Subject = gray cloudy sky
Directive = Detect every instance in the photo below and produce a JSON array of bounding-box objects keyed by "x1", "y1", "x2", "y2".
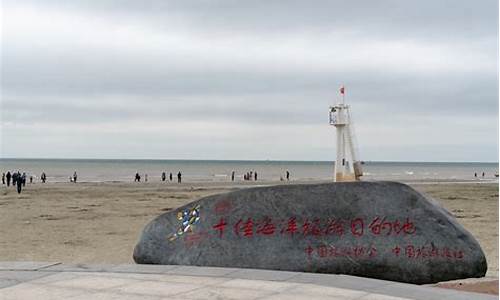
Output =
[{"x1": 1, "y1": 0, "x2": 498, "y2": 161}]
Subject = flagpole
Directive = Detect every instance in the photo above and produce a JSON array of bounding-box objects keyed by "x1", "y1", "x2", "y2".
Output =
[{"x1": 341, "y1": 84, "x2": 345, "y2": 104}]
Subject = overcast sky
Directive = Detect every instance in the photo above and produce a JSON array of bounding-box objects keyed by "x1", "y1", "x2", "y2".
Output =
[{"x1": 1, "y1": 0, "x2": 498, "y2": 161}]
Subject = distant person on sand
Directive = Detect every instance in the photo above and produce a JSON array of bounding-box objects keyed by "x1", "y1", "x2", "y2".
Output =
[
  {"x1": 145, "y1": 174, "x2": 148, "y2": 182},
  {"x1": 2, "y1": 173, "x2": 5, "y2": 185},
  {"x1": 16, "y1": 172, "x2": 23, "y2": 194},
  {"x1": 41, "y1": 172, "x2": 46, "y2": 183},
  {"x1": 177, "y1": 171, "x2": 182, "y2": 183},
  {"x1": 22, "y1": 173, "x2": 26, "y2": 186},
  {"x1": 73, "y1": 171, "x2": 77, "y2": 183},
  {"x1": 474, "y1": 172, "x2": 477, "y2": 178},
  {"x1": 134, "y1": 172, "x2": 140, "y2": 182},
  {"x1": 169, "y1": 173, "x2": 173, "y2": 181},
  {"x1": 482, "y1": 172, "x2": 485, "y2": 178},
  {"x1": 162, "y1": 172, "x2": 166, "y2": 182},
  {"x1": 254, "y1": 172, "x2": 257, "y2": 181},
  {"x1": 286, "y1": 170, "x2": 290, "y2": 181},
  {"x1": 12, "y1": 172, "x2": 17, "y2": 186},
  {"x1": 231, "y1": 171, "x2": 235, "y2": 182},
  {"x1": 6, "y1": 171, "x2": 11, "y2": 186},
  {"x1": 30, "y1": 176, "x2": 33, "y2": 184}
]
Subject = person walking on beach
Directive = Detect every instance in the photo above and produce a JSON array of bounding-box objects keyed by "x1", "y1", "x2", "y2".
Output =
[
  {"x1": 12, "y1": 172, "x2": 17, "y2": 186},
  {"x1": 177, "y1": 171, "x2": 182, "y2": 183},
  {"x1": 16, "y1": 172, "x2": 23, "y2": 194},
  {"x1": 254, "y1": 171, "x2": 257, "y2": 181},
  {"x1": 30, "y1": 176, "x2": 33, "y2": 184},
  {"x1": 134, "y1": 172, "x2": 140, "y2": 182},
  {"x1": 145, "y1": 174, "x2": 148, "y2": 182},
  {"x1": 482, "y1": 172, "x2": 485, "y2": 178},
  {"x1": 2, "y1": 173, "x2": 5, "y2": 185},
  {"x1": 231, "y1": 171, "x2": 235, "y2": 182},
  {"x1": 41, "y1": 172, "x2": 46, "y2": 183},
  {"x1": 162, "y1": 172, "x2": 166, "y2": 182},
  {"x1": 22, "y1": 173, "x2": 26, "y2": 186},
  {"x1": 474, "y1": 172, "x2": 477, "y2": 178},
  {"x1": 73, "y1": 171, "x2": 77, "y2": 183},
  {"x1": 286, "y1": 170, "x2": 290, "y2": 181},
  {"x1": 6, "y1": 171, "x2": 11, "y2": 186}
]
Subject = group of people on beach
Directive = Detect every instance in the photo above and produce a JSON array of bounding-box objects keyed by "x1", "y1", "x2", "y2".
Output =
[
  {"x1": 241, "y1": 171, "x2": 257, "y2": 181},
  {"x1": 474, "y1": 172, "x2": 487, "y2": 179},
  {"x1": 2, "y1": 169, "x2": 296, "y2": 188},
  {"x1": 2, "y1": 171, "x2": 30, "y2": 194},
  {"x1": 136, "y1": 171, "x2": 182, "y2": 183}
]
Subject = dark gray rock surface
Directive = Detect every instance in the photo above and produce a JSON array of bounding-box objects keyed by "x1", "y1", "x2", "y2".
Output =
[{"x1": 133, "y1": 181, "x2": 487, "y2": 284}]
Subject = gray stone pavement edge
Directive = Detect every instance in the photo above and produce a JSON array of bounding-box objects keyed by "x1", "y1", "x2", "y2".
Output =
[{"x1": 0, "y1": 262, "x2": 497, "y2": 300}]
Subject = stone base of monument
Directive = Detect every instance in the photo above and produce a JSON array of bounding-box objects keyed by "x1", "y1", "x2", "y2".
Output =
[{"x1": 133, "y1": 182, "x2": 487, "y2": 284}]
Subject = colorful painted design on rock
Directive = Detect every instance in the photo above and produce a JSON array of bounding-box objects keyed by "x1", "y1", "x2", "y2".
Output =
[{"x1": 169, "y1": 205, "x2": 201, "y2": 241}]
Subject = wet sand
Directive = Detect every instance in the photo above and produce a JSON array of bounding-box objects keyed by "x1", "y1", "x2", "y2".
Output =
[{"x1": 0, "y1": 180, "x2": 497, "y2": 278}]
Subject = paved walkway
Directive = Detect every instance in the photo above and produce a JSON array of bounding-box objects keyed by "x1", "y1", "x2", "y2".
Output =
[{"x1": 0, "y1": 262, "x2": 497, "y2": 300}]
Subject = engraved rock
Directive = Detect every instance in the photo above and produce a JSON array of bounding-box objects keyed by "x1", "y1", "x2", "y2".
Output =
[{"x1": 133, "y1": 181, "x2": 487, "y2": 284}]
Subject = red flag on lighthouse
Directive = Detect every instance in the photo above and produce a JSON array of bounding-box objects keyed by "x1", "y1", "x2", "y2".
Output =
[{"x1": 340, "y1": 86, "x2": 345, "y2": 95}]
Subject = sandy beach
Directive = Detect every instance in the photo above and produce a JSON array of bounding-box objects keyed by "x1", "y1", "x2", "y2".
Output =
[{"x1": 0, "y1": 180, "x2": 497, "y2": 278}]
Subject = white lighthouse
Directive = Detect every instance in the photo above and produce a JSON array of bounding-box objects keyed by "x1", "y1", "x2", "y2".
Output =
[{"x1": 329, "y1": 86, "x2": 363, "y2": 182}]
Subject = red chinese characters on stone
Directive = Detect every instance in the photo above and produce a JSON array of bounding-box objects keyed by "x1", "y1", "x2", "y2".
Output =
[
  {"x1": 234, "y1": 218, "x2": 255, "y2": 237},
  {"x1": 212, "y1": 218, "x2": 228, "y2": 238},
  {"x1": 233, "y1": 217, "x2": 279, "y2": 237},
  {"x1": 324, "y1": 219, "x2": 345, "y2": 236},
  {"x1": 184, "y1": 231, "x2": 208, "y2": 248},
  {"x1": 283, "y1": 217, "x2": 298, "y2": 235},
  {"x1": 212, "y1": 216, "x2": 416, "y2": 239},
  {"x1": 399, "y1": 244, "x2": 465, "y2": 260},
  {"x1": 305, "y1": 245, "x2": 315, "y2": 258},
  {"x1": 302, "y1": 219, "x2": 323, "y2": 236},
  {"x1": 369, "y1": 217, "x2": 416, "y2": 236},
  {"x1": 350, "y1": 218, "x2": 364, "y2": 237},
  {"x1": 256, "y1": 217, "x2": 276, "y2": 235}
]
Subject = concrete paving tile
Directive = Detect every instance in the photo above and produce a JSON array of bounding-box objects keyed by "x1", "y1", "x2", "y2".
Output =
[
  {"x1": 67, "y1": 291, "x2": 164, "y2": 300},
  {"x1": 168, "y1": 265, "x2": 239, "y2": 277},
  {"x1": 426, "y1": 289, "x2": 499, "y2": 300},
  {"x1": 181, "y1": 286, "x2": 276, "y2": 300},
  {"x1": 286, "y1": 283, "x2": 369, "y2": 299},
  {"x1": 0, "y1": 282, "x2": 86, "y2": 300},
  {"x1": 358, "y1": 293, "x2": 413, "y2": 300},
  {"x1": 0, "y1": 262, "x2": 60, "y2": 271},
  {"x1": 291, "y1": 273, "x2": 391, "y2": 291},
  {"x1": 28, "y1": 272, "x2": 81, "y2": 284},
  {"x1": 369, "y1": 282, "x2": 497, "y2": 300},
  {"x1": 88, "y1": 272, "x2": 230, "y2": 285},
  {"x1": 49, "y1": 274, "x2": 139, "y2": 290},
  {"x1": 110, "y1": 280, "x2": 203, "y2": 297},
  {"x1": 220, "y1": 278, "x2": 298, "y2": 292},
  {"x1": 261, "y1": 293, "x2": 352, "y2": 300},
  {"x1": 41, "y1": 263, "x2": 116, "y2": 273},
  {"x1": 0, "y1": 271, "x2": 53, "y2": 283},
  {"x1": 0, "y1": 279, "x2": 20, "y2": 289},
  {"x1": 227, "y1": 269, "x2": 299, "y2": 282},
  {"x1": 110, "y1": 264, "x2": 179, "y2": 274}
]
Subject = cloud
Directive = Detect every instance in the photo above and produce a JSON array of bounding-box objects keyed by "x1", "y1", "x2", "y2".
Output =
[{"x1": 1, "y1": 0, "x2": 498, "y2": 160}]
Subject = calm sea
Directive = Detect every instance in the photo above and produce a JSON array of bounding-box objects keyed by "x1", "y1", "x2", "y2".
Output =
[{"x1": 0, "y1": 159, "x2": 498, "y2": 183}]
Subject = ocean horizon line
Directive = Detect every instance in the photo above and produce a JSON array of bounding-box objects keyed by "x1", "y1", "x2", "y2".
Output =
[{"x1": 0, "y1": 157, "x2": 498, "y2": 164}]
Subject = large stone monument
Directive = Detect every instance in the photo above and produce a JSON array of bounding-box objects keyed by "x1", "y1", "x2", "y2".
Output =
[{"x1": 133, "y1": 182, "x2": 487, "y2": 284}]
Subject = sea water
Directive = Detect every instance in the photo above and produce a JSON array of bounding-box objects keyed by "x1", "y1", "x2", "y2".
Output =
[{"x1": 0, "y1": 159, "x2": 498, "y2": 183}]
